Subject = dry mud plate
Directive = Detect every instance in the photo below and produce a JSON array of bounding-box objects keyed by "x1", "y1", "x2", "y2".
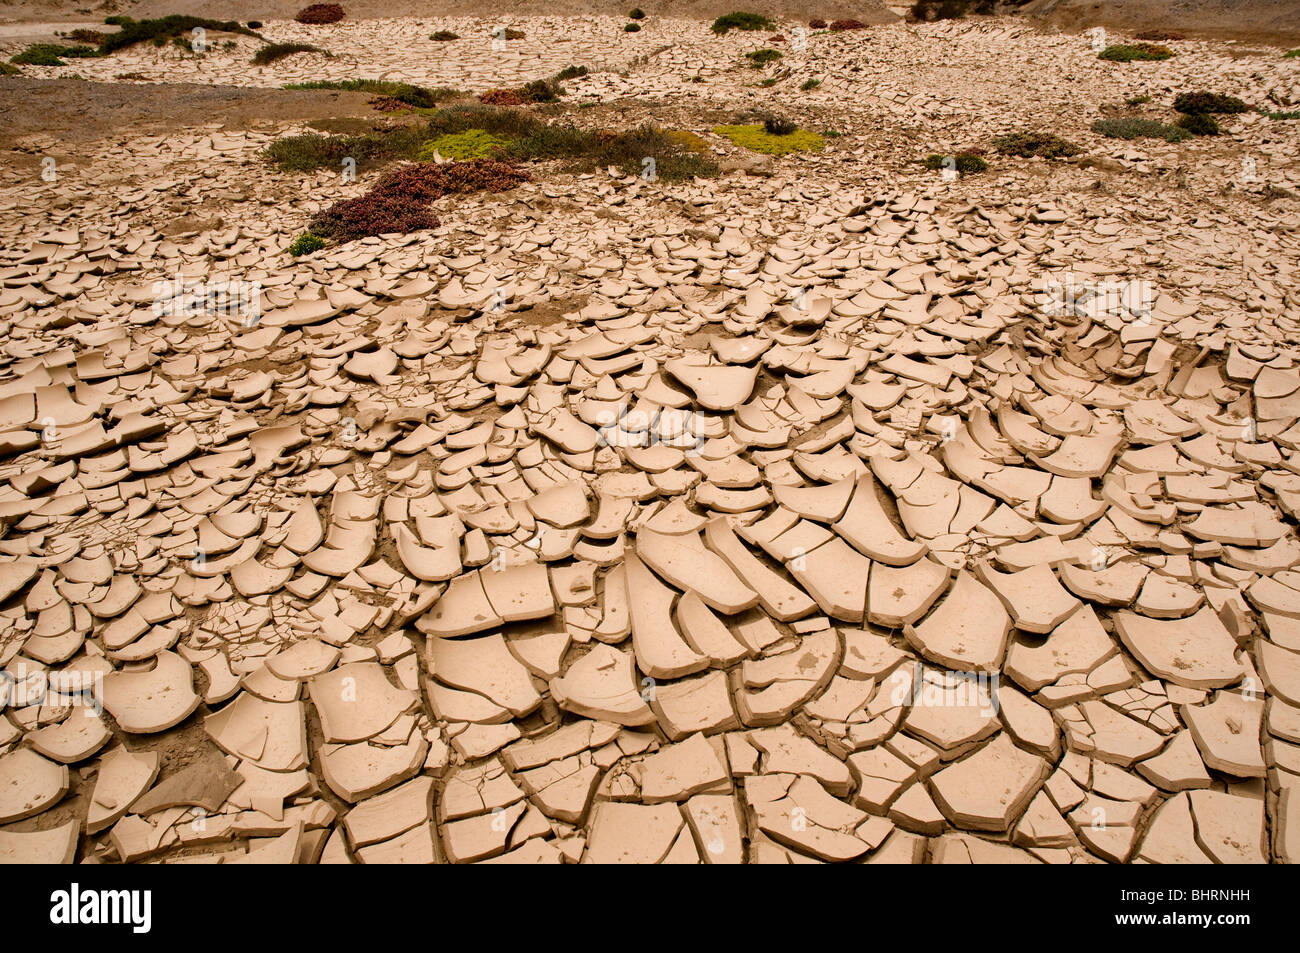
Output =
[{"x1": 0, "y1": 6, "x2": 1298, "y2": 866}]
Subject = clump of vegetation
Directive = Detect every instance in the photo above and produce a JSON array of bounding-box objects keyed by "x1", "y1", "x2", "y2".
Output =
[
  {"x1": 100, "y1": 15, "x2": 262, "y2": 53},
  {"x1": 0, "y1": 61, "x2": 21, "y2": 75},
  {"x1": 288, "y1": 233, "x2": 327, "y2": 256},
  {"x1": 801, "y1": 77, "x2": 821, "y2": 91},
  {"x1": 520, "y1": 79, "x2": 563, "y2": 102},
  {"x1": 924, "y1": 152, "x2": 988, "y2": 173},
  {"x1": 296, "y1": 4, "x2": 345, "y2": 24},
  {"x1": 430, "y1": 30, "x2": 459, "y2": 41},
  {"x1": 67, "y1": 28, "x2": 106, "y2": 44},
  {"x1": 247, "y1": 21, "x2": 263, "y2": 29},
  {"x1": 555, "y1": 65, "x2": 588, "y2": 80},
  {"x1": 911, "y1": 0, "x2": 970, "y2": 21},
  {"x1": 625, "y1": 22, "x2": 641, "y2": 32},
  {"x1": 309, "y1": 159, "x2": 529, "y2": 242},
  {"x1": 1091, "y1": 117, "x2": 1190, "y2": 142},
  {"x1": 763, "y1": 115, "x2": 796, "y2": 135},
  {"x1": 253, "y1": 42, "x2": 324, "y2": 65},
  {"x1": 1286, "y1": 49, "x2": 1300, "y2": 58},
  {"x1": 745, "y1": 48, "x2": 782, "y2": 67},
  {"x1": 492, "y1": 27, "x2": 525, "y2": 39},
  {"x1": 1175, "y1": 112, "x2": 1219, "y2": 136},
  {"x1": 711, "y1": 12, "x2": 775, "y2": 34},
  {"x1": 1136, "y1": 30, "x2": 1183, "y2": 41},
  {"x1": 715, "y1": 122, "x2": 825, "y2": 155},
  {"x1": 284, "y1": 78, "x2": 458, "y2": 108},
  {"x1": 1260, "y1": 108, "x2": 1300, "y2": 120},
  {"x1": 262, "y1": 123, "x2": 431, "y2": 171},
  {"x1": 1099, "y1": 42, "x2": 1173, "y2": 61},
  {"x1": 479, "y1": 88, "x2": 526, "y2": 105},
  {"x1": 629, "y1": 8, "x2": 645, "y2": 18},
  {"x1": 809, "y1": 18, "x2": 827, "y2": 29},
  {"x1": 1125, "y1": 93, "x2": 1152, "y2": 105},
  {"x1": 115, "y1": 71, "x2": 148, "y2": 79},
  {"x1": 830, "y1": 19, "x2": 869, "y2": 30},
  {"x1": 665, "y1": 129, "x2": 708, "y2": 151},
  {"x1": 10, "y1": 43, "x2": 103, "y2": 65},
  {"x1": 993, "y1": 131, "x2": 1080, "y2": 157},
  {"x1": 419, "y1": 129, "x2": 511, "y2": 160},
  {"x1": 1173, "y1": 91, "x2": 1248, "y2": 114}
]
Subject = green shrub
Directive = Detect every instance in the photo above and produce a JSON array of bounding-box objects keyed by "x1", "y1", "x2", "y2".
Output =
[
  {"x1": 625, "y1": 22, "x2": 641, "y2": 32},
  {"x1": 745, "y1": 48, "x2": 782, "y2": 67},
  {"x1": 1099, "y1": 42, "x2": 1173, "y2": 61},
  {"x1": 100, "y1": 16, "x2": 262, "y2": 53},
  {"x1": 1091, "y1": 117, "x2": 1190, "y2": 142},
  {"x1": 0, "y1": 61, "x2": 20, "y2": 75},
  {"x1": 67, "y1": 28, "x2": 106, "y2": 44},
  {"x1": 1175, "y1": 112, "x2": 1219, "y2": 135},
  {"x1": 1173, "y1": 91, "x2": 1248, "y2": 114},
  {"x1": 283, "y1": 79, "x2": 458, "y2": 108},
  {"x1": 420, "y1": 129, "x2": 511, "y2": 160},
  {"x1": 629, "y1": 8, "x2": 646, "y2": 18},
  {"x1": 1285, "y1": 49, "x2": 1300, "y2": 58},
  {"x1": 520, "y1": 79, "x2": 562, "y2": 102},
  {"x1": 253, "y1": 42, "x2": 323, "y2": 65},
  {"x1": 555, "y1": 64, "x2": 588, "y2": 80},
  {"x1": 261, "y1": 123, "x2": 430, "y2": 171},
  {"x1": 714, "y1": 123, "x2": 825, "y2": 155},
  {"x1": 10, "y1": 43, "x2": 104, "y2": 65},
  {"x1": 711, "y1": 12, "x2": 775, "y2": 34},
  {"x1": 1260, "y1": 108, "x2": 1300, "y2": 120},
  {"x1": 763, "y1": 116, "x2": 796, "y2": 135},
  {"x1": 430, "y1": 30, "x2": 459, "y2": 41},
  {"x1": 924, "y1": 152, "x2": 987, "y2": 173},
  {"x1": 1125, "y1": 94, "x2": 1152, "y2": 105},
  {"x1": 288, "y1": 233, "x2": 327, "y2": 256},
  {"x1": 993, "y1": 131, "x2": 1080, "y2": 157},
  {"x1": 800, "y1": 77, "x2": 821, "y2": 91}
]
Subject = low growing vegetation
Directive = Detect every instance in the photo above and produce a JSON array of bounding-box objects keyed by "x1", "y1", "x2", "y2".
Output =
[
  {"x1": 101, "y1": 15, "x2": 262, "y2": 53},
  {"x1": 714, "y1": 122, "x2": 825, "y2": 155},
  {"x1": 993, "y1": 131, "x2": 1080, "y2": 157},
  {"x1": 430, "y1": 31, "x2": 459, "y2": 41},
  {"x1": 1173, "y1": 92, "x2": 1248, "y2": 114},
  {"x1": 252, "y1": 42, "x2": 324, "y2": 66},
  {"x1": 10, "y1": 43, "x2": 102, "y2": 65},
  {"x1": 711, "y1": 12, "x2": 775, "y2": 35},
  {"x1": 1175, "y1": 112, "x2": 1219, "y2": 136},
  {"x1": 295, "y1": 4, "x2": 345, "y2": 24},
  {"x1": 283, "y1": 78, "x2": 459, "y2": 108},
  {"x1": 419, "y1": 129, "x2": 511, "y2": 160},
  {"x1": 1091, "y1": 117, "x2": 1190, "y2": 142},
  {"x1": 288, "y1": 233, "x2": 327, "y2": 256},
  {"x1": 1099, "y1": 42, "x2": 1173, "y2": 62},
  {"x1": 924, "y1": 152, "x2": 988, "y2": 173},
  {"x1": 745, "y1": 48, "x2": 782, "y2": 67}
]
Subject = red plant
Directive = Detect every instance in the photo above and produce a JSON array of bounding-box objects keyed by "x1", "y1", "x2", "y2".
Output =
[
  {"x1": 830, "y1": 19, "x2": 868, "y2": 30},
  {"x1": 296, "y1": 4, "x2": 345, "y2": 24},
  {"x1": 478, "y1": 88, "x2": 525, "y2": 105},
  {"x1": 310, "y1": 194, "x2": 438, "y2": 242},
  {"x1": 368, "y1": 95, "x2": 410, "y2": 112},
  {"x1": 809, "y1": 18, "x2": 827, "y2": 28},
  {"x1": 767, "y1": 33, "x2": 785, "y2": 42}
]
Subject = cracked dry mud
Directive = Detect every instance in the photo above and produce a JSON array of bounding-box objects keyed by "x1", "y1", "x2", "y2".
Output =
[{"x1": 0, "y1": 12, "x2": 1299, "y2": 865}]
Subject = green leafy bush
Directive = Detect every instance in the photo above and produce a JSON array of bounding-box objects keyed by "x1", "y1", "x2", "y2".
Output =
[
  {"x1": 10, "y1": 43, "x2": 103, "y2": 65},
  {"x1": 745, "y1": 48, "x2": 782, "y2": 67},
  {"x1": 1175, "y1": 112, "x2": 1219, "y2": 135},
  {"x1": 1099, "y1": 42, "x2": 1173, "y2": 61},
  {"x1": 714, "y1": 123, "x2": 825, "y2": 155},
  {"x1": 800, "y1": 78, "x2": 821, "y2": 91},
  {"x1": 555, "y1": 65, "x2": 588, "y2": 80},
  {"x1": 0, "y1": 61, "x2": 20, "y2": 75},
  {"x1": 711, "y1": 12, "x2": 775, "y2": 34},
  {"x1": 1285, "y1": 49, "x2": 1300, "y2": 58},
  {"x1": 625, "y1": 23, "x2": 641, "y2": 32},
  {"x1": 419, "y1": 129, "x2": 511, "y2": 160},
  {"x1": 1091, "y1": 117, "x2": 1190, "y2": 142},
  {"x1": 629, "y1": 8, "x2": 646, "y2": 18},
  {"x1": 288, "y1": 234, "x2": 327, "y2": 256},
  {"x1": 924, "y1": 152, "x2": 987, "y2": 173},
  {"x1": 253, "y1": 42, "x2": 323, "y2": 65},
  {"x1": 993, "y1": 131, "x2": 1080, "y2": 157},
  {"x1": 1173, "y1": 91, "x2": 1248, "y2": 114},
  {"x1": 100, "y1": 16, "x2": 262, "y2": 53}
]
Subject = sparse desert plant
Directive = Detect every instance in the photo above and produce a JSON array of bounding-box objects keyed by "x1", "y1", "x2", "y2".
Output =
[
  {"x1": 10, "y1": 43, "x2": 103, "y2": 65},
  {"x1": 809, "y1": 19, "x2": 827, "y2": 29},
  {"x1": 1091, "y1": 117, "x2": 1190, "y2": 142},
  {"x1": 420, "y1": 129, "x2": 511, "y2": 160},
  {"x1": 1260, "y1": 108, "x2": 1300, "y2": 120},
  {"x1": 625, "y1": 22, "x2": 641, "y2": 32},
  {"x1": 0, "y1": 61, "x2": 20, "y2": 74},
  {"x1": 284, "y1": 79, "x2": 458, "y2": 108},
  {"x1": 1175, "y1": 112, "x2": 1220, "y2": 135},
  {"x1": 746, "y1": 48, "x2": 782, "y2": 67},
  {"x1": 253, "y1": 42, "x2": 323, "y2": 65},
  {"x1": 430, "y1": 30, "x2": 459, "y2": 41},
  {"x1": 555, "y1": 65, "x2": 588, "y2": 80},
  {"x1": 288, "y1": 233, "x2": 327, "y2": 256},
  {"x1": 1125, "y1": 94, "x2": 1152, "y2": 105},
  {"x1": 100, "y1": 16, "x2": 262, "y2": 53},
  {"x1": 714, "y1": 123, "x2": 825, "y2": 155},
  {"x1": 479, "y1": 88, "x2": 526, "y2": 105},
  {"x1": 711, "y1": 12, "x2": 775, "y2": 34},
  {"x1": 763, "y1": 115, "x2": 796, "y2": 135},
  {"x1": 629, "y1": 8, "x2": 646, "y2": 18},
  {"x1": 665, "y1": 129, "x2": 708, "y2": 151},
  {"x1": 261, "y1": 123, "x2": 431, "y2": 171},
  {"x1": 520, "y1": 79, "x2": 563, "y2": 102},
  {"x1": 923, "y1": 152, "x2": 988, "y2": 173},
  {"x1": 295, "y1": 4, "x2": 345, "y2": 24},
  {"x1": 1286, "y1": 49, "x2": 1300, "y2": 58},
  {"x1": 67, "y1": 29, "x2": 106, "y2": 44},
  {"x1": 1099, "y1": 42, "x2": 1173, "y2": 61},
  {"x1": 993, "y1": 131, "x2": 1080, "y2": 157},
  {"x1": 801, "y1": 77, "x2": 821, "y2": 91},
  {"x1": 829, "y1": 19, "x2": 868, "y2": 30},
  {"x1": 1174, "y1": 91, "x2": 1248, "y2": 114}
]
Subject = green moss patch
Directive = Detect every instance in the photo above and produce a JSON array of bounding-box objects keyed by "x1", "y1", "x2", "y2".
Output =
[{"x1": 714, "y1": 123, "x2": 825, "y2": 155}]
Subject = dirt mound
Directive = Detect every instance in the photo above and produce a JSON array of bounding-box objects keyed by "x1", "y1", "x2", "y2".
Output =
[{"x1": 1022, "y1": 0, "x2": 1300, "y2": 45}]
